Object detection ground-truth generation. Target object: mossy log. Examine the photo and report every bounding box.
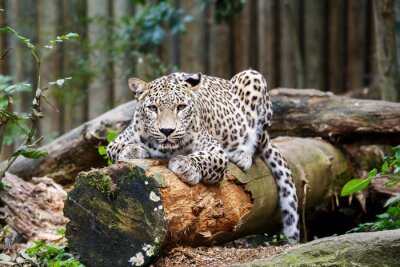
[3,89,399,183]
[235,229,400,267]
[64,137,353,267]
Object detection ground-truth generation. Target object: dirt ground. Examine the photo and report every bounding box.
[154,245,293,267]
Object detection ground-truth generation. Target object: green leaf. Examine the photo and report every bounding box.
[98,146,107,156]
[368,168,378,177]
[56,228,65,236]
[12,146,48,159]
[385,194,400,207]
[65,32,79,38]
[0,27,12,33]
[381,162,389,174]
[341,177,373,196]
[107,129,119,142]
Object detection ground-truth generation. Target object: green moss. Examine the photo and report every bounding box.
[83,172,118,198]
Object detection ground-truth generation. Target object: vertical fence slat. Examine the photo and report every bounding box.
[346,0,367,91]
[327,0,345,93]
[304,0,327,90]
[87,0,112,119]
[208,6,232,78]
[279,0,301,88]
[257,0,278,89]
[180,1,207,73]
[63,0,87,130]
[0,0,11,160]
[38,0,63,139]
[233,1,251,73]
[112,0,133,106]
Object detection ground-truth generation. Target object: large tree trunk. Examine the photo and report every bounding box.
[2,89,399,183]
[64,137,353,267]
[236,229,400,267]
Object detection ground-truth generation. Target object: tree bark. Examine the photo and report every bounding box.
[2,89,400,183]
[0,172,67,245]
[64,137,353,267]
[235,229,400,266]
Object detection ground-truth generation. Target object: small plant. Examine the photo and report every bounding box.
[347,202,400,233]
[23,229,84,267]
[341,145,400,232]
[0,25,79,185]
[98,129,119,165]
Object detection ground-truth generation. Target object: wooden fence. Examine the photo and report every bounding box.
[0,0,398,159]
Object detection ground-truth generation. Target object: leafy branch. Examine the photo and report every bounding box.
[0,26,78,183]
[341,145,400,233]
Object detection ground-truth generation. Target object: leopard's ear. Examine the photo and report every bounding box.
[183,73,202,89]
[128,78,148,99]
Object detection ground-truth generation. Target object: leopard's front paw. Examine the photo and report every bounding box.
[117,144,149,161]
[230,150,253,171]
[168,156,201,185]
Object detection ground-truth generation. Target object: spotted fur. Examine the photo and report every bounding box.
[107,70,299,240]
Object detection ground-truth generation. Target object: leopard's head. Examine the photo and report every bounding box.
[128,73,202,150]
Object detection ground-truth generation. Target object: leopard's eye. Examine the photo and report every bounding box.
[177,104,187,111]
[147,105,158,112]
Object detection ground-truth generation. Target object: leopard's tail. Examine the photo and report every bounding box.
[261,140,299,241]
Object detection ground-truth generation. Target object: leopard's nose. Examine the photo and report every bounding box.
[160,128,175,137]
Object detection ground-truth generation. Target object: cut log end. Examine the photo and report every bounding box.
[65,163,167,267]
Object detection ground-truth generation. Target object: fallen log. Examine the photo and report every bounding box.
[269,88,400,143]
[0,172,68,246]
[4,89,400,183]
[235,229,400,266]
[64,137,354,267]
[1,100,137,184]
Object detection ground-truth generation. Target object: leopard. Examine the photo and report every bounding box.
[107,70,299,241]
